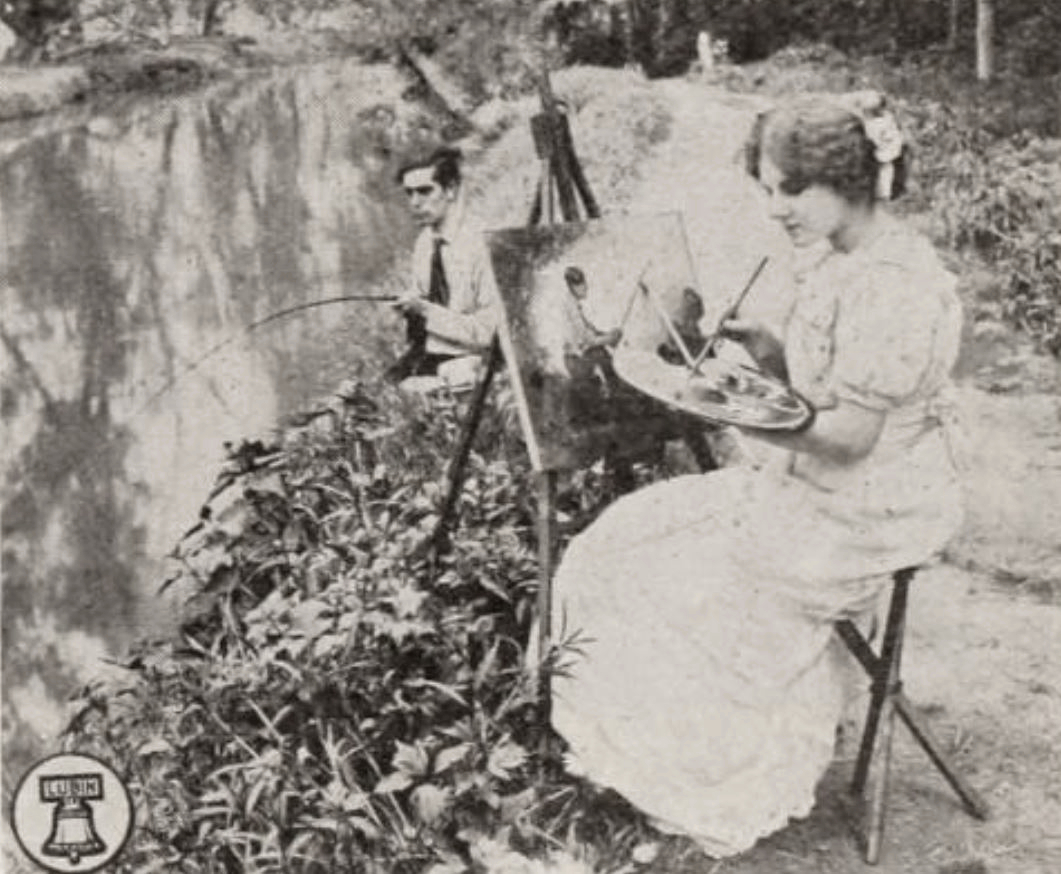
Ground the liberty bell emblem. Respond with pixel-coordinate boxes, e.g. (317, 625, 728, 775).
(40, 773, 107, 865)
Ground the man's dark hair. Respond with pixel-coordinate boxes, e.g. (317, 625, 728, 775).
(396, 146, 463, 190)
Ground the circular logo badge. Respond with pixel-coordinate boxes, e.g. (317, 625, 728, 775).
(11, 753, 133, 873)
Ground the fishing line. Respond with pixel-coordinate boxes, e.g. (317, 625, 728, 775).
(132, 293, 398, 417)
(2, 292, 402, 506)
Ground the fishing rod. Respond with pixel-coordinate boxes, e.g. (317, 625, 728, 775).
(135, 293, 399, 415)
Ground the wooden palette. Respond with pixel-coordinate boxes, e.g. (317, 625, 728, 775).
(612, 347, 812, 431)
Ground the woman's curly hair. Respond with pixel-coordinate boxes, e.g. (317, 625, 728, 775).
(743, 97, 909, 203)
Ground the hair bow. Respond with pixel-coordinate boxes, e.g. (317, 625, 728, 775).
(846, 91, 905, 199)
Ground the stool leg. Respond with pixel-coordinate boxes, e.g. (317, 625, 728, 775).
(852, 572, 909, 797)
(840, 568, 988, 863)
(851, 668, 888, 798)
(865, 692, 897, 864)
(854, 570, 911, 863)
(894, 692, 990, 819)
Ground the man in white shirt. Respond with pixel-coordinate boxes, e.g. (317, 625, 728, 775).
(388, 147, 498, 388)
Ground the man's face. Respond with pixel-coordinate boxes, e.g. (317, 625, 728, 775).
(401, 167, 456, 229)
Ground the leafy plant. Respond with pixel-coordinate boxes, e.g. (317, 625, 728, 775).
(909, 106, 1061, 355)
(63, 379, 659, 873)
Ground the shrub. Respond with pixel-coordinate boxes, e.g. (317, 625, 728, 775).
(907, 104, 1061, 354)
(63, 380, 652, 873)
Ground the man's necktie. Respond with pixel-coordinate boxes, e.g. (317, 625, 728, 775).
(397, 236, 448, 377)
(428, 236, 450, 306)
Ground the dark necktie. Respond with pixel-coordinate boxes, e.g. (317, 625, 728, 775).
(428, 236, 450, 306)
(400, 236, 447, 370)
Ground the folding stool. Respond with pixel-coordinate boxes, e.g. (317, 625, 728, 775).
(833, 566, 990, 864)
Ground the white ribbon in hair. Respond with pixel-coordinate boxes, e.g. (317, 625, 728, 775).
(845, 90, 905, 199)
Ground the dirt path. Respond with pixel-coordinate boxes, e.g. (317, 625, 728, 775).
(626, 78, 1061, 874)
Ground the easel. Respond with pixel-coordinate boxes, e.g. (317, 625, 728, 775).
(427, 70, 600, 736)
(430, 68, 599, 540)
(428, 70, 712, 742)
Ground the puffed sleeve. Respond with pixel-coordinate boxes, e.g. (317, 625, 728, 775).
(831, 263, 948, 411)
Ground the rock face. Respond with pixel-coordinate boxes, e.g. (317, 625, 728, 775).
(0, 64, 89, 120)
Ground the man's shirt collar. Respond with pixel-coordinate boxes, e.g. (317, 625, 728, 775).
(434, 189, 466, 244)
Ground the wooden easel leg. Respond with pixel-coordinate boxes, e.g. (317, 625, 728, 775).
(551, 152, 580, 222)
(431, 339, 502, 550)
(560, 121, 601, 219)
(528, 162, 547, 226)
(536, 470, 558, 756)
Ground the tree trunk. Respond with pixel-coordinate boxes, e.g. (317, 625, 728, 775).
(948, 0, 961, 51)
(202, 0, 223, 36)
(976, 0, 994, 81)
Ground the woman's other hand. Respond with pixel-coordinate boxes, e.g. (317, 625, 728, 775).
(719, 318, 789, 383)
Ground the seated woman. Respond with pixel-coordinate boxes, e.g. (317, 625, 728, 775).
(550, 93, 964, 857)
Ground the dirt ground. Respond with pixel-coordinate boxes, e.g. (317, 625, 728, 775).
(619, 78, 1061, 874)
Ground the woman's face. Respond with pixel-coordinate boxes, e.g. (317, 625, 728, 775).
(758, 155, 852, 249)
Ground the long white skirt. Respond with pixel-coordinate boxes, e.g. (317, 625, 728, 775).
(551, 460, 961, 856)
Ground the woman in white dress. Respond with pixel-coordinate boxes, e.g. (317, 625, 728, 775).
(550, 93, 965, 857)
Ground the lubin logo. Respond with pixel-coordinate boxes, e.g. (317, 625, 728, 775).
(11, 753, 133, 873)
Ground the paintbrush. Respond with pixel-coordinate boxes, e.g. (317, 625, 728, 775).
(640, 278, 699, 371)
(690, 255, 769, 373)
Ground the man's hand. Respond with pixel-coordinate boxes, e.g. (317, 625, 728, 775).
(393, 293, 428, 317)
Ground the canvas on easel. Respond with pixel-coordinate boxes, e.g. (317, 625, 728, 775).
(486, 212, 712, 472)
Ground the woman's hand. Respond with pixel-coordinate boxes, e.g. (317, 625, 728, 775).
(719, 318, 789, 383)
(744, 399, 886, 465)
